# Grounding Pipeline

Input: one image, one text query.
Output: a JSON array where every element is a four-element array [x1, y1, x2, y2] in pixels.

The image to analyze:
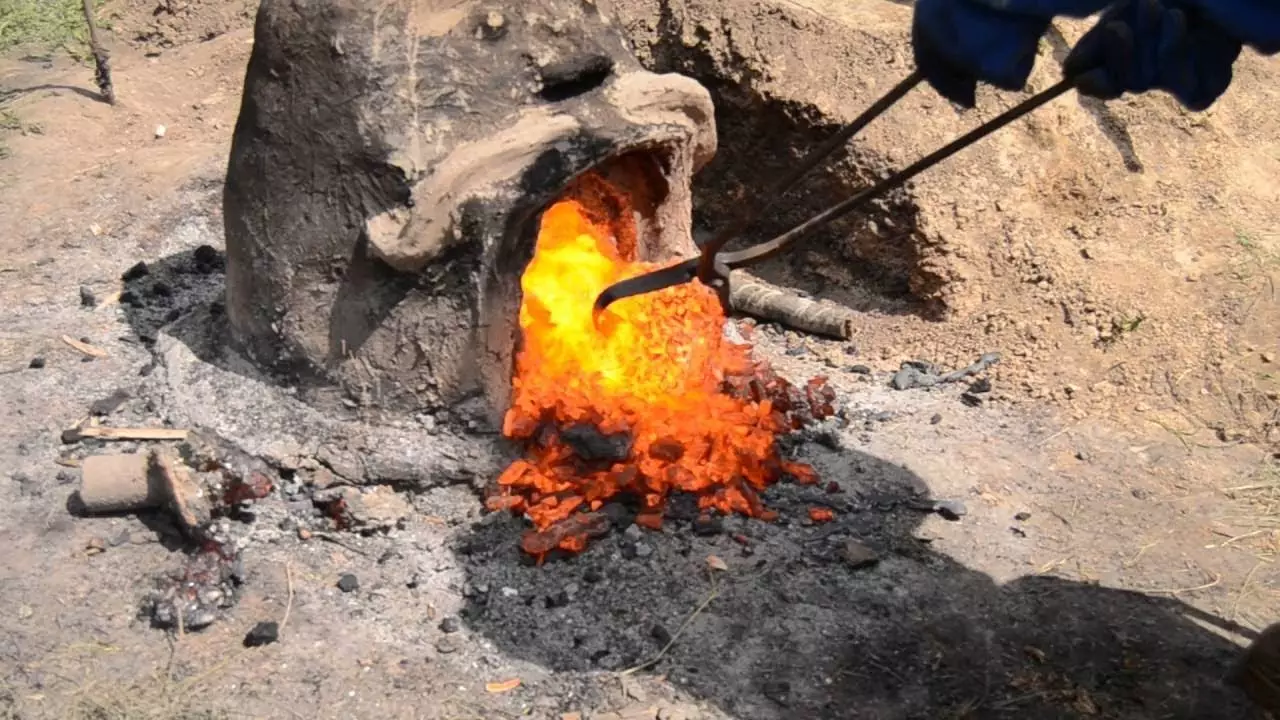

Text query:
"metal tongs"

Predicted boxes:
[[593, 70, 1077, 314]]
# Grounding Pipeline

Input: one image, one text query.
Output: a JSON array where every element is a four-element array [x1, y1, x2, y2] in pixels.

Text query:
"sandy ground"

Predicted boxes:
[[1, 2, 1278, 719]]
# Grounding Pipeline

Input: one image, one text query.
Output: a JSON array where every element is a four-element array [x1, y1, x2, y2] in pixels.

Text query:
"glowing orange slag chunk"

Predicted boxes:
[[491, 192, 819, 557]]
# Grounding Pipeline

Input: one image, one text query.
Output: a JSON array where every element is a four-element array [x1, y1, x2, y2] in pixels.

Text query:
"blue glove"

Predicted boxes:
[[1063, 0, 1244, 110], [912, 0, 1059, 107]]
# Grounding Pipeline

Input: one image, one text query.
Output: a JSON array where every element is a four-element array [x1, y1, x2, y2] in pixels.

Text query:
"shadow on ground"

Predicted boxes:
[[457, 446, 1261, 719]]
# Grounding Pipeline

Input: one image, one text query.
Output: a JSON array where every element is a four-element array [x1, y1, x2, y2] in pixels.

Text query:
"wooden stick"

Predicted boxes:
[[728, 270, 856, 340], [62, 335, 108, 358], [81, 0, 116, 105], [70, 426, 189, 441]]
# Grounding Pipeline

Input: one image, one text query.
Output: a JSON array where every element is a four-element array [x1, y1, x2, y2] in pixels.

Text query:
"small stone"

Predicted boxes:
[[1131, 488, 1150, 500], [651, 624, 673, 646], [243, 621, 279, 647], [762, 680, 791, 706], [930, 413, 942, 425], [634, 542, 653, 558], [872, 411, 894, 423], [90, 389, 131, 416], [297, 527, 312, 540], [1263, 352, 1276, 364], [623, 524, 643, 541], [435, 636, 460, 654], [79, 285, 97, 307], [28, 357, 45, 369], [849, 364, 872, 375], [969, 377, 993, 393], [154, 124, 166, 139], [960, 392, 983, 407], [439, 616, 461, 633], [500, 586, 518, 597], [109, 530, 131, 547], [121, 261, 150, 282], [17, 605, 33, 620], [192, 245, 223, 273], [1014, 511, 1031, 522], [692, 514, 723, 536], [934, 500, 967, 521], [85, 537, 106, 555], [337, 573, 360, 593], [840, 539, 880, 569]]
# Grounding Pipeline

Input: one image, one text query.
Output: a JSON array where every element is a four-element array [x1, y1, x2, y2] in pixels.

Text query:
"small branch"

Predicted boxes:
[[280, 562, 295, 634], [728, 270, 856, 340], [81, 0, 116, 105], [618, 573, 721, 676]]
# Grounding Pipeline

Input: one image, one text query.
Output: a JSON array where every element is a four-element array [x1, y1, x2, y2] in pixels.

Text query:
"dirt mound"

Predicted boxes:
[[105, 0, 256, 53], [608, 0, 1280, 448]]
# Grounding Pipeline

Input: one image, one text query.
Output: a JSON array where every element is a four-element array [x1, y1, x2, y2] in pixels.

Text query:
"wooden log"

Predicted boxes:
[[728, 270, 856, 340]]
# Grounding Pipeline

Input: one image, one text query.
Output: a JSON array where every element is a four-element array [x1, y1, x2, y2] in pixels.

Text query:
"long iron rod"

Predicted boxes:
[[594, 77, 1076, 313], [693, 71, 923, 279]]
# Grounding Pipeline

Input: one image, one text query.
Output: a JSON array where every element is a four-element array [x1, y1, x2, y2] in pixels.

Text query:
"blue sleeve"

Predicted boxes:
[[985, 0, 1280, 53], [1188, 0, 1280, 53]]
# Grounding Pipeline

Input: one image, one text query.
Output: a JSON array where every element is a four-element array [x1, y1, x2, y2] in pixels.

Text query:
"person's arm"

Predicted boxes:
[[912, 0, 1115, 107], [1064, 0, 1277, 110], [1188, 0, 1280, 53]]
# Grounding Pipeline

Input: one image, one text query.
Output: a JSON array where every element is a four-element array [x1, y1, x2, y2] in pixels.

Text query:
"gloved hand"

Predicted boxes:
[[1063, 0, 1244, 110], [912, 0, 1057, 108]]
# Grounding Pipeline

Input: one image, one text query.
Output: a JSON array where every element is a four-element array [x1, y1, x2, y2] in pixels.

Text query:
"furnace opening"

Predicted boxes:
[[485, 157, 838, 560]]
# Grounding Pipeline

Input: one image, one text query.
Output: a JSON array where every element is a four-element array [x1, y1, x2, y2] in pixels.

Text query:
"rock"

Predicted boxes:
[[1263, 352, 1276, 364], [658, 704, 701, 720], [960, 392, 983, 407], [651, 623, 673, 646], [930, 413, 943, 425], [323, 486, 411, 531], [121, 261, 149, 282], [337, 573, 360, 593], [154, 124, 166, 139], [762, 680, 791, 706], [85, 537, 106, 555], [968, 377, 993, 393], [692, 514, 723, 536], [89, 389, 131, 416], [79, 285, 97, 307], [439, 616, 461, 634], [849, 364, 872, 375], [28, 357, 45, 369], [934, 500, 967, 521], [1014, 511, 1031, 521], [840, 539, 880, 569], [891, 366, 934, 390], [243, 621, 280, 647], [634, 542, 653, 558], [435, 636, 460, 654], [560, 424, 633, 462], [192, 245, 224, 274]]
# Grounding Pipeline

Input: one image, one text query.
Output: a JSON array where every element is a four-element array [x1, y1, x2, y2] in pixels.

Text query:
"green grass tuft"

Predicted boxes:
[[0, 0, 109, 56]]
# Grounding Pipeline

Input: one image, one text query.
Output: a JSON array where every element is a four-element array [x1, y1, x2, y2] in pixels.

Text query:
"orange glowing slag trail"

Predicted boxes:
[[492, 192, 826, 557]]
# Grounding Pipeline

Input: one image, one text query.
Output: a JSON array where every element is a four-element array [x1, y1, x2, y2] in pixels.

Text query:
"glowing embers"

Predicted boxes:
[[489, 180, 835, 559]]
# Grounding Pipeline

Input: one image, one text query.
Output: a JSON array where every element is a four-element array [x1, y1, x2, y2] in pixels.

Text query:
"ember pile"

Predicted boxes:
[[488, 180, 836, 557]]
